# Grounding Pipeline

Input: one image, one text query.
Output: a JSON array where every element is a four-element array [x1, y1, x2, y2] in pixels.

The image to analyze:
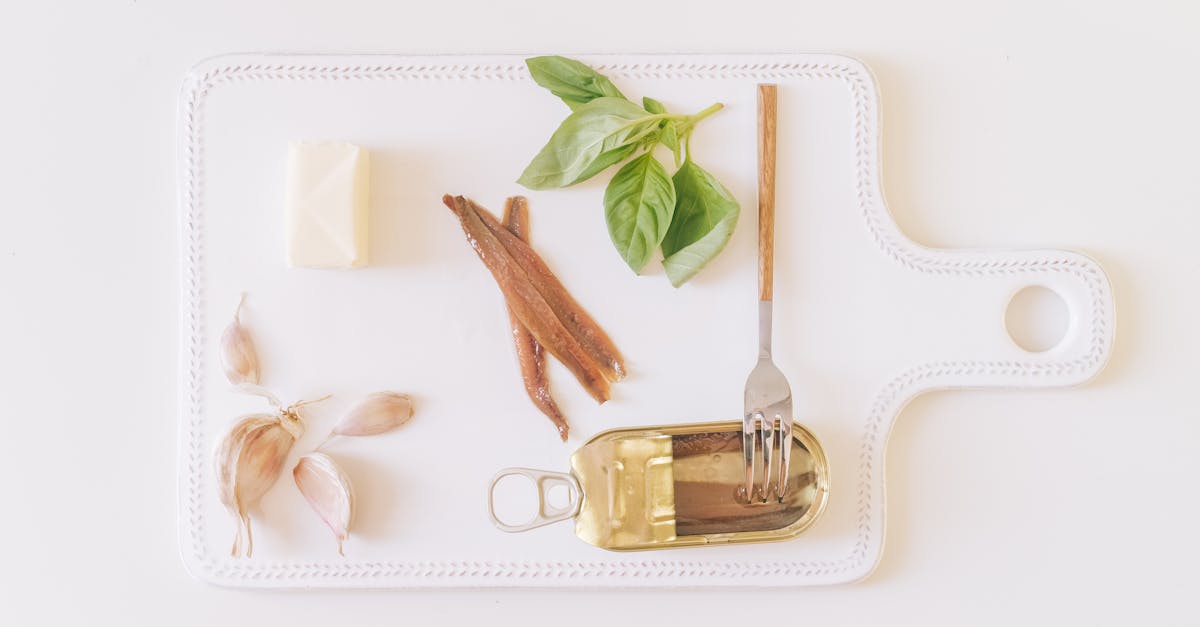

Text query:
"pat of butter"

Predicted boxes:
[[284, 141, 370, 268]]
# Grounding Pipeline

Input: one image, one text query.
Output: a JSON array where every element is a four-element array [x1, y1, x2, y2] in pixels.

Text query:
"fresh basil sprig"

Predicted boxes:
[[518, 55, 740, 286]]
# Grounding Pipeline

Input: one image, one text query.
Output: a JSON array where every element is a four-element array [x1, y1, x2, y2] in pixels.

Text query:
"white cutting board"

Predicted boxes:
[[176, 53, 1113, 588]]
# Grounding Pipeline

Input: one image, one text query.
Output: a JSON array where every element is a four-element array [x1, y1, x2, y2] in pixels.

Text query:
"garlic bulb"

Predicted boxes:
[[213, 394, 326, 557], [220, 294, 260, 386], [321, 392, 413, 446], [293, 452, 355, 556]]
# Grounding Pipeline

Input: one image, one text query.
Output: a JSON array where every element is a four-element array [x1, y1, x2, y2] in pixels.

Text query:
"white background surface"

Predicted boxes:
[[1, 0, 1196, 623]]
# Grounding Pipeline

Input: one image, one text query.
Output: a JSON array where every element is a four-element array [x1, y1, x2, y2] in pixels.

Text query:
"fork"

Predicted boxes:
[[742, 83, 793, 504]]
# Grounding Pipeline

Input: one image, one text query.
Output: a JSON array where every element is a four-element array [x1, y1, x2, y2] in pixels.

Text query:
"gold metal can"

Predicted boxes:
[[488, 420, 830, 551]]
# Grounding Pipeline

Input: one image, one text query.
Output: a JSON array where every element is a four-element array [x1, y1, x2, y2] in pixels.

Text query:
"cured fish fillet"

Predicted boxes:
[[442, 194, 611, 403], [467, 198, 626, 382], [502, 197, 569, 441]]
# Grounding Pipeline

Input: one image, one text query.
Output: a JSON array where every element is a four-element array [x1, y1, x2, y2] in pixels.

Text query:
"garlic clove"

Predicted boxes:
[[213, 412, 301, 557], [213, 415, 271, 555], [235, 423, 300, 507], [220, 294, 260, 386], [213, 415, 275, 516], [325, 392, 414, 444], [293, 452, 355, 556]]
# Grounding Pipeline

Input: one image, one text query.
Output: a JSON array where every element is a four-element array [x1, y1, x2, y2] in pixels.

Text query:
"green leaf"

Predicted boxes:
[[526, 56, 626, 110], [642, 97, 681, 165], [603, 153, 677, 273], [641, 96, 667, 114], [661, 160, 740, 287], [517, 97, 660, 190]]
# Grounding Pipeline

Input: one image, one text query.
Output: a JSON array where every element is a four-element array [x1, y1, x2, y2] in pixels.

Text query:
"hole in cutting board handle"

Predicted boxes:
[[1005, 285, 1070, 353]]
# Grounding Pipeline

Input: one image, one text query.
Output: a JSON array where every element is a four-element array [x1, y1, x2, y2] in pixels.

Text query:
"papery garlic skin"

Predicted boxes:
[[329, 392, 413, 440], [293, 452, 355, 556], [213, 407, 305, 557], [220, 295, 260, 386], [234, 383, 282, 408]]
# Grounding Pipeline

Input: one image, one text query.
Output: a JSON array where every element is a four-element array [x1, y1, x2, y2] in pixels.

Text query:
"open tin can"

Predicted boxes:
[[487, 420, 830, 551]]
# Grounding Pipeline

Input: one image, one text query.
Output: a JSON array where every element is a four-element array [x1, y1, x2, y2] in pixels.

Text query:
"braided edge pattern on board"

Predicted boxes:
[[179, 58, 1110, 584]]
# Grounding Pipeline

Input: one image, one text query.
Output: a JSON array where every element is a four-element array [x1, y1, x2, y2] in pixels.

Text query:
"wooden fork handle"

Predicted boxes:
[[757, 84, 778, 302]]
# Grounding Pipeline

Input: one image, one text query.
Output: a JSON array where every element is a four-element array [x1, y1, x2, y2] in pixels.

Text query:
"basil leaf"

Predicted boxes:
[[642, 97, 681, 163], [603, 153, 676, 273], [641, 96, 667, 114], [661, 160, 740, 287], [526, 56, 626, 110], [517, 97, 659, 190]]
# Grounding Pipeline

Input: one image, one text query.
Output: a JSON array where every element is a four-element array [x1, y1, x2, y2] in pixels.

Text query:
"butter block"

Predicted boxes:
[[284, 141, 370, 268]]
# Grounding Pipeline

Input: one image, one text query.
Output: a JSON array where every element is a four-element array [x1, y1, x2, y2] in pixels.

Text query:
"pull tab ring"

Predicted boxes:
[[487, 467, 582, 533]]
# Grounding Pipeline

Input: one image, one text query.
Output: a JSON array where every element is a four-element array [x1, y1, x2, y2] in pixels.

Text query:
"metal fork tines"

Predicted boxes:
[[742, 330, 794, 503], [742, 82, 793, 504], [741, 411, 794, 503]]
